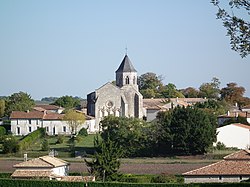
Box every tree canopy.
[63,109,85,135]
[211,0,250,58]
[85,135,123,181]
[52,95,81,109]
[5,92,35,116]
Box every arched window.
[125,76,129,84]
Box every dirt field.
[0,160,209,175]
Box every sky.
[0,0,249,100]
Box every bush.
[41,139,49,151]
[2,135,19,153]
[19,128,45,151]
[216,142,227,150]
[56,135,64,144]
[78,128,88,137]
[151,174,180,183]
[0,126,6,137]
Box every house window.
[219,176,222,180]
[46,126,49,132]
[28,119,32,124]
[17,127,20,135]
[28,126,32,132]
[17,120,19,125]
[63,126,66,132]
[240,176,242,180]
[36,120,39,125]
[125,76,129,84]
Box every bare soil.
[0,160,209,175]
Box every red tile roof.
[35,105,61,110]
[183,150,250,176]
[10,111,64,120]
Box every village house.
[217,111,250,126]
[216,123,250,149]
[183,150,250,183]
[10,105,97,136]
[11,155,69,180]
[143,98,207,122]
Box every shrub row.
[19,128,46,151]
[1,179,250,187]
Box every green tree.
[220,82,247,106]
[181,87,200,98]
[2,136,19,153]
[195,99,229,115]
[85,135,123,181]
[5,92,35,116]
[0,99,5,118]
[199,77,221,99]
[138,72,164,98]
[156,106,217,155]
[161,83,185,98]
[53,95,81,109]
[63,110,85,135]
[211,0,250,58]
[100,116,149,157]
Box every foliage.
[194,99,228,115]
[138,72,164,98]
[41,97,58,103]
[78,127,88,137]
[0,99,5,117]
[2,135,20,153]
[85,135,123,182]
[53,95,81,109]
[63,110,85,135]
[199,77,221,99]
[150,174,183,184]
[56,135,64,144]
[156,106,217,155]
[100,116,150,157]
[161,83,184,98]
[222,115,250,126]
[0,126,6,137]
[211,0,250,58]
[181,87,199,98]
[220,82,248,106]
[4,91,35,116]
[41,138,49,151]
[215,141,227,150]
[19,128,46,151]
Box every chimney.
[27,110,29,113]
[24,153,27,162]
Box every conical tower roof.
[115,55,137,73]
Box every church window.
[125,76,129,84]
[133,76,136,84]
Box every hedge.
[1,179,250,187]
[19,128,45,151]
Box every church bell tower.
[115,55,138,90]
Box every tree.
[211,0,250,58]
[181,87,200,98]
[85,135,123,181]
[156,106,217,155]
[41,97,58,103]
[41,138,49,151]
[52,95,81,109]
[220,82,248,106]
[2,136,19,153]
[5,92,35,116]
[195,99,229,115]
[63,110,85,135]
[199,77,221,99]
[0,99,5,118]
[100,116,149,157]
[161,83,185,98]
[138,72,164,98]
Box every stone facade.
[87,55,144,126]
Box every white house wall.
[216,125,250,149]
[11,119,98,136]
[52,165,69,176]
[184,175,250,183]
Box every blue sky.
[0,0,249,100]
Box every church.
[87,54,144,126]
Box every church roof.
[115,55,137,73]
